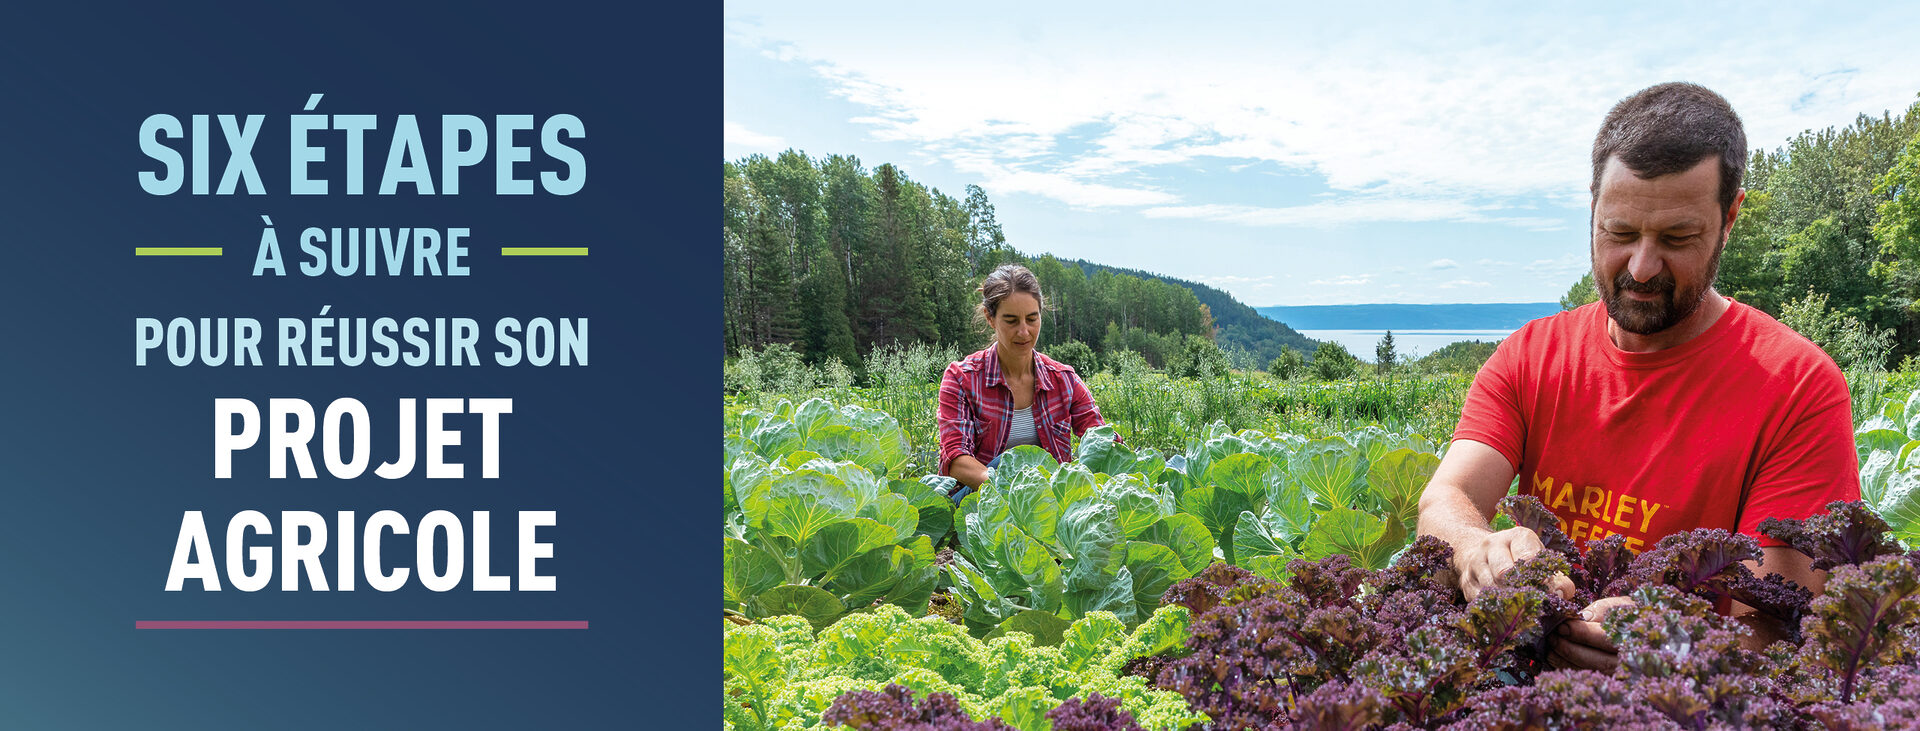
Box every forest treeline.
[1563,95,1920,368]
[722,151,1303,371]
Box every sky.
[723,2,1920,306]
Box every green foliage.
[1874,130,1920,334]
[726,343,814,396]
[1559,272,1597,311]
[725,399,951,627]
[1311,341,1361,381]
[948,453,1201,631]
[1855,393,1920,547]
[1780,288,1895,371]
[1166,334,1229,380]
[1719,99,1920,364]
[1269,347,1306,380]
[721,604,1205,731]
[1146,424,1438,569]
[1411,340,1499,375]
[1046,340,1098,376]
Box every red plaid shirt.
[937,343,1107,475]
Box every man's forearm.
[1418,480,1497,549]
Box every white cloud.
[1525,253,1591,281]
[1429,258,1459,269]
[723,121,785,152]
[1436,279,1494,289]
[974,169,1177,208]
[1184,274,1276,287]
[1309,274,1373,286]
[1140,198,1569,229]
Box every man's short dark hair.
[1590,82,1746,214]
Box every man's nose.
[1626,242,1663,283]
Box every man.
[1416,82,1860,671]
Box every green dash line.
[501,247,589,256]
[136,247,223,256]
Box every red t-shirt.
[1454,300,1858,552]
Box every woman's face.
[990,292,1042,357]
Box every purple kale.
[1457,586,1548,674]
[1806,697,1920,730]
[1853,661,1920,703]
[1159,594,1314,727]
[1295,604,1383,683]
[1291,680,1386,730]
[1118,654,1173,687]
[1580,533,1635,597]
[1369,588,1466,640]
[1496,495,1580,563]
[1372,535,1460,599]
[1490,554,1583,674]
[1160,561,1270,617]
[822,684,1010,730]
[1351,625,1480,725]
[1605,529,1759,605]
[1285,553,1373,608]
[1727,571,1813,645]
[1435,670,1673,730]
[1044,694,1145,731]
[1606,584,1767,693]
[1757,501,1900,572]
[1792,555,1920,703]
[1631,675,1710,728]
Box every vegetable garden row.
[725,395,1920,730]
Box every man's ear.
[1721,187,1747,248]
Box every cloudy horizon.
[724,3,1920,306]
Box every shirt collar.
[982,342,1054,391]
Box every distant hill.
[1064,260,1321,364]
[1256,303,1561,330]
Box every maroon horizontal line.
[136,620,588,630]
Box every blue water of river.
[1295,329,1515,363]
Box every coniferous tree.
[962,184,1006,274]
[1375,331,1396,375]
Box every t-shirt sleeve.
[1738,359,1861,547]
[1453,335,1526,473]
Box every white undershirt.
[1005,406,1039,448]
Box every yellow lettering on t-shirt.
[1625,537,1645,552]
[1532,473,1556,500]
[1638,501,1663,533]
[1551,483,1574,511]
[1571,519,1590,542]
[1579,486,1605,520]
[1613,495,1637,529]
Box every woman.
[937,264,1109,501]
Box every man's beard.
[1598,247,1721,336]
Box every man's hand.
[1548,596,1634,671]
[1452,526,1576,602]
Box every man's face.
[1590,155,1737,335]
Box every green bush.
[1047,339,1099,375]
[1268,348,1305,380]
[1168,334,1229,379]
[1311,341,1360,381]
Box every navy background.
[0,4,709,727]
